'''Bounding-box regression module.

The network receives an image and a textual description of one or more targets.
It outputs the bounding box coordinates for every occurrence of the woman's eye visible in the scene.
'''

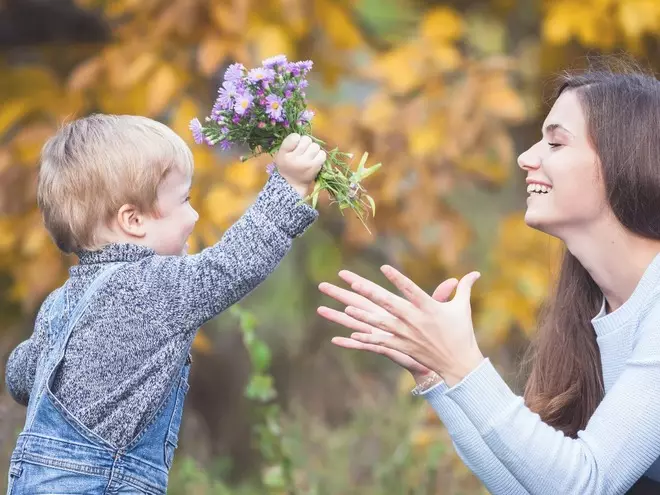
[548,142,562,149]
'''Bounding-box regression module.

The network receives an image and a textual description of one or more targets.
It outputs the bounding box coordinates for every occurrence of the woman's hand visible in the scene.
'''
[318,274,459,384]
[318,266,484,387]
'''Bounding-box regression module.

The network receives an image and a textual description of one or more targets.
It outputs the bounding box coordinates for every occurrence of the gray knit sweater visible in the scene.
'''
[5,172,317,448]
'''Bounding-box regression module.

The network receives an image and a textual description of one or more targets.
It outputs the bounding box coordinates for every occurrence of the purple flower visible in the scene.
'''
[266,162,276,175]
[189,118,204,145]
[297,60,313,73]
[262,55,287,68]
[265,94,284,121]
[298,79,309,89]
[224,63,245,82]
[219,140,232,151]
[247,67,275,83]
[300,110,314,122]
[216,81,239,109]
[234,93,254,115]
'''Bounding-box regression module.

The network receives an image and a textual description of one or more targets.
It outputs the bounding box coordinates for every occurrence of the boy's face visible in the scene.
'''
[144,168,198,256]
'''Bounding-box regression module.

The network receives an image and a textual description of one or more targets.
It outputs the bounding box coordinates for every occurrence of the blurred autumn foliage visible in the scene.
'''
[2,0,660,493]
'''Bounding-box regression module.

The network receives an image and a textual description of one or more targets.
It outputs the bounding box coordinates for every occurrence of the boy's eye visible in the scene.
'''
[548,142,562,149]
[185,196,191,202]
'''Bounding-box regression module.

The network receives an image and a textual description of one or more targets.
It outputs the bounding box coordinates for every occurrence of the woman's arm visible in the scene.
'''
[440,341,660,495]
[420,382,530,495]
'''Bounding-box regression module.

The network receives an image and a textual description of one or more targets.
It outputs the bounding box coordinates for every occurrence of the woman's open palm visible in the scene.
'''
[318,274,459,378]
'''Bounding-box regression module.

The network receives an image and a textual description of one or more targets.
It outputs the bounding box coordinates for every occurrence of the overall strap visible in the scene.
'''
[23,262,126,436]
[65,262,125,338]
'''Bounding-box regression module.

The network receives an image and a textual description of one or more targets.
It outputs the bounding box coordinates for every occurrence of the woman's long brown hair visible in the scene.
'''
[523,64,660,438]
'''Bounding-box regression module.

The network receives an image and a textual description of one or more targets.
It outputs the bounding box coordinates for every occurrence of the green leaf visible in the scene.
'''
[366,194,376,217]
[245,374,277,401]
[249,339,272,372]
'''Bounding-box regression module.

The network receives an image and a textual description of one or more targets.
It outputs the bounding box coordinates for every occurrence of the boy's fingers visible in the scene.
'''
[304,143,321,160]
[293,136,312,156]
[311,150,326,168]
[280,133,301,152]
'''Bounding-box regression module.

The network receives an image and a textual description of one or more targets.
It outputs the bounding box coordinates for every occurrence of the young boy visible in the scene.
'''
[4,114,325,494]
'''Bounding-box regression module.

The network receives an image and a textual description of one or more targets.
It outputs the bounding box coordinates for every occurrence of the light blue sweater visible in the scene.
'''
[422,253,660,494]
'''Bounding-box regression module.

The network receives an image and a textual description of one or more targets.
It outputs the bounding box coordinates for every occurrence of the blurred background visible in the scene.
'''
[1,0,660,493]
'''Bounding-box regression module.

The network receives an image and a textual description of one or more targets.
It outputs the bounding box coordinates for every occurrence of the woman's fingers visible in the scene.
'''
[318,282,388,316]
[338,270,421,326]
[380,265,436,310]
[317,306,385,335]
[330,337,403,363]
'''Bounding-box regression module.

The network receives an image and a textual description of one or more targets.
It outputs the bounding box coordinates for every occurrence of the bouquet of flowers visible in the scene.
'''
[189,54,381,230]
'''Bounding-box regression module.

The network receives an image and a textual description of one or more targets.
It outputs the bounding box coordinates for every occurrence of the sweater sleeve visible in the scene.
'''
[4,291,58,406]
[441,314,660,495]
[421,383,530,495]
[142,171,318,329]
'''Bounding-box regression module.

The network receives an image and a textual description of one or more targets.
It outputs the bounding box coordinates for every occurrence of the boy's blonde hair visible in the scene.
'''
[37,114,194,253]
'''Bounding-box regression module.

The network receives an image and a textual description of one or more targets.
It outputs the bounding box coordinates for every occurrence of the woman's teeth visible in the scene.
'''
[527,184,552,194]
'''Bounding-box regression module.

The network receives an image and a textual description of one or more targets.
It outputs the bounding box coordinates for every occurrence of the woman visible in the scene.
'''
[317,67,660,494]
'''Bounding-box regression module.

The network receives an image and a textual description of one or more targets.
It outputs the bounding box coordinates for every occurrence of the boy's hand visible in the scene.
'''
[275,133,326,197]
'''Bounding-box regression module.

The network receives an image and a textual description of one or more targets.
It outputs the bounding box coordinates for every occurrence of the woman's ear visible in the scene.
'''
[116,204,147,239]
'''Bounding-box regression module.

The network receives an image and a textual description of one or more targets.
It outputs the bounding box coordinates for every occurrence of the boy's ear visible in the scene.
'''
[116,204,147,238]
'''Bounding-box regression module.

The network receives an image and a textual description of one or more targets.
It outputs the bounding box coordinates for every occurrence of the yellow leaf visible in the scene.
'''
[0,218,18,252]
[618,0,660,38]
[192,330,213,354]
[198,36,227,75]
[0,99,30,136]
[98,83,150,116]
[0,147,11,174]
[542,3,578,45]
[121,52,159,89]
[372,43,425,95]
[171,96,200,143]
[248,24,293,65]
[480,76,525,122]
[317,0,363,50]
[205,185,249,227]
[410,426,443,449]
[22,224,49,256]
[430,44,462,71]
[211,3,244,35]
[68,57,103,91]
[360,94,396,132]
[409,125,442,158]
[224,161,261,191]
[147,63,180,115]
[11,123,54,165]
[420,7,464,43]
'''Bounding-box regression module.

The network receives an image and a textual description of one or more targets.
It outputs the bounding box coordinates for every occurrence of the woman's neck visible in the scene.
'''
[563,221,660,312]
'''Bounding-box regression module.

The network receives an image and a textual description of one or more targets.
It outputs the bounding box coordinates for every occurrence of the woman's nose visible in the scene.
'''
[517,143,542,171]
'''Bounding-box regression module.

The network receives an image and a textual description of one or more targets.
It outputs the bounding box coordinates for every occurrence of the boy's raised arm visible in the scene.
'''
[145,170,317,329]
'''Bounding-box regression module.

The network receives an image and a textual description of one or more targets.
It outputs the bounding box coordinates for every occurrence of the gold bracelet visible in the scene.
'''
[411,371,442,396]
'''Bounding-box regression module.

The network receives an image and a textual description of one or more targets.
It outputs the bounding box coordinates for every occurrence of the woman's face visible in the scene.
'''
[518,90,610,239]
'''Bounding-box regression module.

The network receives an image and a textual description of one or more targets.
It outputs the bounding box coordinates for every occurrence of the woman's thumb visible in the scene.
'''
[432,278,458,302]
[455,271,480,302]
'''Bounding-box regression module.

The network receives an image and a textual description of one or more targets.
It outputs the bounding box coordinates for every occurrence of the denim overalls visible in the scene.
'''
[7,263,191,494]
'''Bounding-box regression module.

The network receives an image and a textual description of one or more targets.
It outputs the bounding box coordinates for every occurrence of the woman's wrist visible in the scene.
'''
[411,370,443,395]
[441,351,485,388]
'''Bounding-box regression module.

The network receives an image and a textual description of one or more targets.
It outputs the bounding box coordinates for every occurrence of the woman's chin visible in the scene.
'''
[524,210,551,233]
